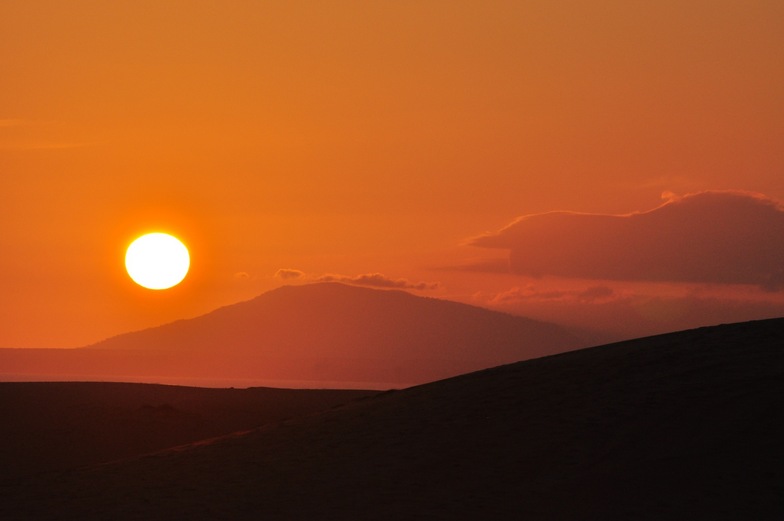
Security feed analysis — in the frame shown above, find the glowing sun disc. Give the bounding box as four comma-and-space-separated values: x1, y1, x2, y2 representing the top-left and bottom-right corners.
125, 233, 190, 290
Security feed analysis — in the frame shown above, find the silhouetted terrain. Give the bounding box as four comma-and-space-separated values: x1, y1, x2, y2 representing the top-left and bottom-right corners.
2, 318, 782, 520
0, 383, 375, 479
1, 283, 587, 387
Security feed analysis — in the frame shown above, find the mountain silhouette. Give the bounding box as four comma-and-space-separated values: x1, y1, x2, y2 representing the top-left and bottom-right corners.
1, 283, 587, 387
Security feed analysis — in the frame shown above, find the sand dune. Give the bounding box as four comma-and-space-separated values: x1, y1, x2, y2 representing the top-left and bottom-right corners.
2, 317, 782, 519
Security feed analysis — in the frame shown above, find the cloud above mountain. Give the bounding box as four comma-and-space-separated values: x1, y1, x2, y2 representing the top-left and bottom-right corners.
275, 269, 439, 290
315, 273, 440, 290
470, 191, 784, 290
274, 268, 305, 281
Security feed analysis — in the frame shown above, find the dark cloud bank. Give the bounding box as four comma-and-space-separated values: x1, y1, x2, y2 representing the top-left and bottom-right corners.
471, 191, 784, 290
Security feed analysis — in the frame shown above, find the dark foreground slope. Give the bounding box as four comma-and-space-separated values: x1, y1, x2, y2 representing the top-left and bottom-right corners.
0, 383, 376, 478
3, 318, 783, 520
1, 283, 586, 388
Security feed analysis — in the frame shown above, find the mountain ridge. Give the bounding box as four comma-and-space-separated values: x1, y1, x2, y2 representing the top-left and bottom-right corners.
2, 283, 588, 387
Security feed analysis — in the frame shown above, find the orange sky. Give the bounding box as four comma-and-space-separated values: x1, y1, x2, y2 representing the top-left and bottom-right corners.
2, 1, 784, 347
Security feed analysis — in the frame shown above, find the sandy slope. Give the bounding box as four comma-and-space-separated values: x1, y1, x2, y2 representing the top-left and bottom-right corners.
2, 318, 783, 520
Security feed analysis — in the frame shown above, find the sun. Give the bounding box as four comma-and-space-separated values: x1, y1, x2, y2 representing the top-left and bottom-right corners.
125, 233, 190, 290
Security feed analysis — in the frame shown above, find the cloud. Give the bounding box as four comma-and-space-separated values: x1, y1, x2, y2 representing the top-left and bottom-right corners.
275, 268, 305, 281
470, 191, 784, 290
274, 269, 439, 290
577, 285, 615, 301
316, 273, 440, 291
490, 284, 617, 304
474, 283, 784, 343
436, 257, 510, 273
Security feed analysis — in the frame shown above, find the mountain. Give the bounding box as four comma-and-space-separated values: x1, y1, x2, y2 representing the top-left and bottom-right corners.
2, 317, 781, 520
1, 283, 587, 387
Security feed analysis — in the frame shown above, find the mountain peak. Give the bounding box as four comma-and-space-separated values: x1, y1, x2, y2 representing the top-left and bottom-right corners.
61, 283, 588, 387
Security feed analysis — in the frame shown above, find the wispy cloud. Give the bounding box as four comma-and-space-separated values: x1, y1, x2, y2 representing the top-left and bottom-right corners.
490, 284, 617, 304
316, 272, 440, 291
274, 268, 305, 281
435, 257, 509, 273
474, 283, 784, 342
275, 269, 439, 291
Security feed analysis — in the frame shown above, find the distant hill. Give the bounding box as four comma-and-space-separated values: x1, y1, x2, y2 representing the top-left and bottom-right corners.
0, 283, 587, 387
2, 317, 781, 519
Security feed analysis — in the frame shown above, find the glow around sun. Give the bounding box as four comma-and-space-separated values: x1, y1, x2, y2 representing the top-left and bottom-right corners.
125, 233, 190, 290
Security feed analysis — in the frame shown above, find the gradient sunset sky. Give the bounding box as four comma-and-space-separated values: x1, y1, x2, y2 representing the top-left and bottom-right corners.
2, 1, 783, 348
